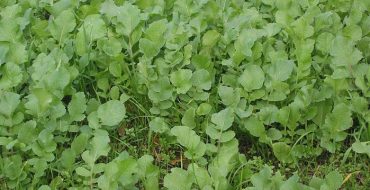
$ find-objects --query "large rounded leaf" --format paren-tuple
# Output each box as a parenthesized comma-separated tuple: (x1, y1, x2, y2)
(238, 64, 265, 91)
(97, 100, 126, 126)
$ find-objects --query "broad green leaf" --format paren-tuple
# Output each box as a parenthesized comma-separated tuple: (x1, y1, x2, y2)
(352, 141, 370, 156)
(100, 0, 120, 20)
(148, 77, 173, 103)
(264, 23, 281, 37)
(116, 3, 141, 36)
(323, 103, 352, 131)
(68, 92, 87, 122)
(88, 111, 101, 129)
(109, 62, 122, 77)
(209, 139, 239, 177)
(48, 9, 76, 42)
(60, 149, 76, 170)
(97, 100, 126, 126)
(79, 14, 106, 41)
(170, 126, 205, 159)
(1, 1, 369, 188)
(192, 69, 212, 90)
(25, 88, 53, 116)
(98, 37, 122, 56)
(244, 116, 265, 138)
(267, 128, 282, 141)
(0, 91, 20, 117)
(188, 163, 212, 189)
(235, 29, 264, 57)
(46, 66, 71, 91)
(171, 126, 200, 150)
(144, 19, 167, 43)
(6, 42, 27, 65)
(239, 64, 265, 91)
(138, 155, 159, 190)
(196, 103, 212, 115)
(139, 38, 161, 59)
(170, 69, 192, 94)
(17, 120, 37, 144)
(138, 19, 167, 59)
(292, 17, 314, 39)
(0, 62, 23, 90)
(0, 45, 9, 65)
(220, 130, 236, 142)
(218, 86, 239, 106)
(202, 30, 220, 47)
(294, 39, 315, 78)
(109, 86, 120, 100)
(38, 185, 51, 190)
(76, 167, 91, 177)
(181, 107, 196, 128)
(211, 108, 234, 130)
(272, 142, 293, 163)
(49, 0, 78, 16)
(206, 124, 221, 140)
(149, 117, 169, 133)
(192, 55, 211, 70)
(316, 32, 335, 53)
(71, 134, 89, 155)
(249, 167, 272, 189)
(330, 35, 362, 67)
(163, 168, 193, 190)
(266, 60, 294, 81)
(321, 171, 343, 190)
(91, 129, 111, 158)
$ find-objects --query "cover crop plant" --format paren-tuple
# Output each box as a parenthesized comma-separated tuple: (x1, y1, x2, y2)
(0, 0, 369, 189)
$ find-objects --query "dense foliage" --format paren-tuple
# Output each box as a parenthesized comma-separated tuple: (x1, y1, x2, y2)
(0, 0, 369, 189)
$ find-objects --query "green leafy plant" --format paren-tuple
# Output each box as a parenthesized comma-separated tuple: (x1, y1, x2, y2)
(0, 0, 369, 189)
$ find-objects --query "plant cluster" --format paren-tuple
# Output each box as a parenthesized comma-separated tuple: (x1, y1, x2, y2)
(0, 0, 369, 189)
